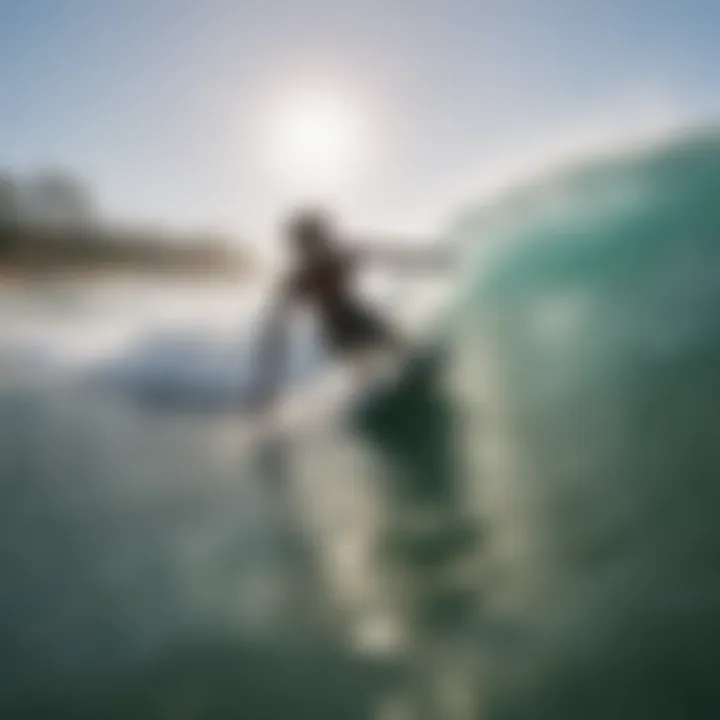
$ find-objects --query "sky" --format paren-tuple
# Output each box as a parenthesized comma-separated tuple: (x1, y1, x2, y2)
(0, 0, 718, 246)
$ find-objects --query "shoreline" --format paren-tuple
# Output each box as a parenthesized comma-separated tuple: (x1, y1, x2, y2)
(0, 264, 249, 287)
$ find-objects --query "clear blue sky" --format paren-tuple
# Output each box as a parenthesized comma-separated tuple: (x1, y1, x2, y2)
(0, 0, 717, 241)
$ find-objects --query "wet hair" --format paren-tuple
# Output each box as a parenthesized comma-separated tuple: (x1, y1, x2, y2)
(286, 208, 333, 249)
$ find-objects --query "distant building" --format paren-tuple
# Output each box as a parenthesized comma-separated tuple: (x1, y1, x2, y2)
(20, 171, 96, 230)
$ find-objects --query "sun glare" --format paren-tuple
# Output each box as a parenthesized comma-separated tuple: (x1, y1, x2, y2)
(261, 87, 369, 193)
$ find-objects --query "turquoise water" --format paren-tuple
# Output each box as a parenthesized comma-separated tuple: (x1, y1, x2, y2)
(442, 128, 720, 718)
(1, 127, 720, 718)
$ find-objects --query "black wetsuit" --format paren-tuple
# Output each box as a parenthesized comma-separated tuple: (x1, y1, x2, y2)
(290, 250, 393, 354)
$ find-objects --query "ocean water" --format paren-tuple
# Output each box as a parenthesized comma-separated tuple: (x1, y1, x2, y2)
(1, 127, 720, 719)
(444, 127, 720, 719)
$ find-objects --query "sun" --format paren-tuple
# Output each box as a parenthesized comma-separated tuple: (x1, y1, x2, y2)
(261, 87, 369, 194)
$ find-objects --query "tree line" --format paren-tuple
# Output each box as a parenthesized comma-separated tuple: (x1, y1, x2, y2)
(0, 171, 245, 276)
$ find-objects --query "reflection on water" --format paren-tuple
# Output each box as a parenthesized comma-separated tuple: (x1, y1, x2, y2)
(0, 369, 394, 719)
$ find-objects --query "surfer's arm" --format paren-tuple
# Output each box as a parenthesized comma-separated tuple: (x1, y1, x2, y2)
(351, 241, 456, 273)
(251, 286, 292, 409)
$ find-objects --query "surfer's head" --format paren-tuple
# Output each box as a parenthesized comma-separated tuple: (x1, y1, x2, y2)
(286, 207, 334, 257)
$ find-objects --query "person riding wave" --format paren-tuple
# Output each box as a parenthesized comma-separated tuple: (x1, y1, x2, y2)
(251, 208, 450, 410)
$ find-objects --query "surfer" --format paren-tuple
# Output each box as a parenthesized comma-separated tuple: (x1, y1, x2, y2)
(250, 208, 449, 410)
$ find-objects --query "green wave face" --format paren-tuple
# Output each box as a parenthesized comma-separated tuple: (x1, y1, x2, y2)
(325, 127, 720, 717)
(435, 128, 720, 718)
